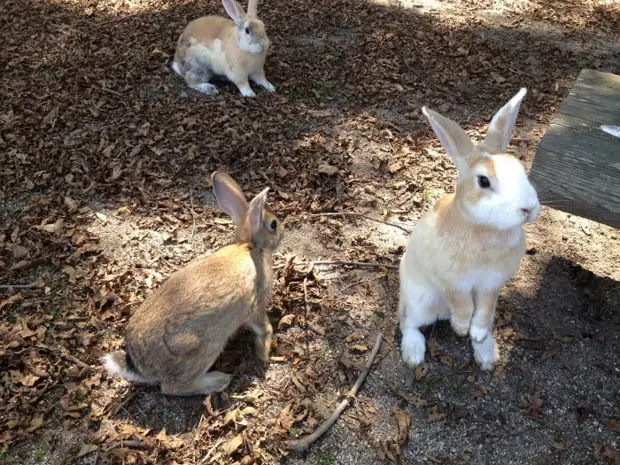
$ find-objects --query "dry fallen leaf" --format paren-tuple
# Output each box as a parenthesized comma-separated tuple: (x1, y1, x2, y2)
(426, 406, 447, 423)
(64, 196, 78, 211)
(553, 334, 574, 343)
(388, 382, 428, 407)
(278, 314, 296, 328)
(602, 418, 620, 432)
(392, 407, 411, 458)
(76, 444, 98, 458)
(595, 443, 620, 465)
(279, 403, 294, 431)
(221, 434, 244, 456)
(318, 163, 338, 176)
(26, 415, 45, 433)
(38, 219, 64, 234)
(520, 392, 544, 420)
(20, 373, 40, 387)
(552, 439, 573, 450)
(415, 363, 430, 381)
(350, 344, 369, 353)
(428, 339, 441, 359)
(10, 243, 29, 259)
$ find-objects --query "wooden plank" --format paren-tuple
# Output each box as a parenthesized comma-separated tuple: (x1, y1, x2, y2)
(569, 82, 620, 114)
(558, 98, 620, 125)
(577, 68, 620, 93)
(538, 116, 620, 168)
(531, 137, 620, 229)
(557, 69, 620, 123)
(529, 69, 620, 228)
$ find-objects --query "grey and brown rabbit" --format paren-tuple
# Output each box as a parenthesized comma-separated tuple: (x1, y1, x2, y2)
(102, 172, 283, 396)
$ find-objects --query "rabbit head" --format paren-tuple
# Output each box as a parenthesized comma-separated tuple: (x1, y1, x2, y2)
(222, 0, 271, 54)
(422, 88, 540, 231)
(212, 171, 282, 252)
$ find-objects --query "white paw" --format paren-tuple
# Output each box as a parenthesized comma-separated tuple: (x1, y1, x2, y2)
(450, 317, 470, 337)
(401, 330, 426, 368)
(239, 86, 257, 97)
(193, 83, 218, 95)
(473, 336, 499, 371)
(171, 61, 182, 76)
(469, 325, 490, 343)
(262, 81, 276, 92)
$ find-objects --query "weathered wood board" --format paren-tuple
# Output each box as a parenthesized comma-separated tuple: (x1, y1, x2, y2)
(530, 69, 620, 229)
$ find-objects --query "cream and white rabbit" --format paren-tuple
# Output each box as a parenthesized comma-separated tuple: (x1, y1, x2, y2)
(171, 0, 275, 97)
(399, 88, 540, 371)
(103, 172, 283, 396)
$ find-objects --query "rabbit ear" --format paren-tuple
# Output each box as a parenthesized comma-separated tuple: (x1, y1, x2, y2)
(484, 88, 527, 152)
(248, 187, 269, 237)
(222, 0, 246, 24)
(422, 107, 474, 172)
(212, 171, 249, 224)
(247, 0, 258, 16)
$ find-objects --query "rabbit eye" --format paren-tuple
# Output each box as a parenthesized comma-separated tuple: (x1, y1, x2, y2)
(269, 219, 277, 231)
(245, 26, 250, 34)
(477, 175, 491, 189)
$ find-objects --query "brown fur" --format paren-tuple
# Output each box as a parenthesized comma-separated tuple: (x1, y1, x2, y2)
(179, 15, 268, 75)
(173, 8, 271, 94)
(105, 172, 282, 395)
(125, 243, 274, 384)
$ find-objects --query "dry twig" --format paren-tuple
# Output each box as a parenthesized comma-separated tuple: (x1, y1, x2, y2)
(200, 437, 225, 464)
(313, 260, 399, 270)
(312, 212, 411, 234)
(0, 281, 39, 289)
(61, 350, 91, 369)
(189, 189, 197, 242)
(285, 331, 383, 451)
(101, 87, 123, 97)
(302, 263, 315, 358)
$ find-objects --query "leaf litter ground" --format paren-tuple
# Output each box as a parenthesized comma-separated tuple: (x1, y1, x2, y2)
(1, 0, 619, 464)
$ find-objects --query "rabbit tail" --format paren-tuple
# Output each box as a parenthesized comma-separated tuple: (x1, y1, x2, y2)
(102, 350, 151, 384)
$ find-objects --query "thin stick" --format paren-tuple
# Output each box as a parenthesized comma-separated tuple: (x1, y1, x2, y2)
(200, 437, 224, 464)
(60, 350, 90, 369)
(119, 301, 142, 313)
(189, 189, 196, 242)
(101, 87, 123, 97)
(302, 264, 314, 358)
(99, 12, 139, 25)
(312, 212, 411, 234)
(285, 332, 383, 451)
(0, 282, 39, 289)
(313, 260, 398, 270)
(107, 392, 137, 417)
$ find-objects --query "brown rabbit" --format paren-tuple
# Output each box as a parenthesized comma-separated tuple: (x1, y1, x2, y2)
(102, 172, 283, 396)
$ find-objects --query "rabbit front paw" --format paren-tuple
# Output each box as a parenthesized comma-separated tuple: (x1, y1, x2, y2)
(469, 324, 490, 343)
(238, 84, 257, 97)
(473, 336, 499, 371)
(191, 82, 219, 95)
(450, 316, 470, 337)
(261, 81, 276, 92)
(401, 328, 426, 368)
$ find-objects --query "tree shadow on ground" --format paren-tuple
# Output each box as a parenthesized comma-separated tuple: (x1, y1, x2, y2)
(1, 0, 620, 463)
(378, 253, 620, 465)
